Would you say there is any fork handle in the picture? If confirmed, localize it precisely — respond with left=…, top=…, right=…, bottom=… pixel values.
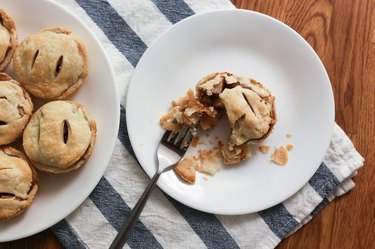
left=109, top=171, right=161, bottom=249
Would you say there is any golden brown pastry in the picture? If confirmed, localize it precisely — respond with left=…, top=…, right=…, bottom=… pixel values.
left=197, top=149, right=221, bottom=175
left=23, top=100, right=96, bottom=173
left=13, top=27, right=88, bottom=99
left=0, top=147, right=39, bottom=220
left=258, top=144, right=270, bottom=154
left=271, top=146, right=289, bottom=165
left=175, top=157, right=197, bottom=184
left=160, top=89, right=216, bottom=132
left=286, top=144, right=294, bottom=151
left=0, top=73, right=33, bottom=145
left=0, top=9, right=17, bottom=71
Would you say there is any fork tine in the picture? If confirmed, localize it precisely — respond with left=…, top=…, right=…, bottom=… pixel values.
left=162, top=130, right=175, bottom=143
left=179, top=127, right=195, bottom=149
left=173, top=125, right=189, bottom=145
left=161, top=125, right=197, bottom=155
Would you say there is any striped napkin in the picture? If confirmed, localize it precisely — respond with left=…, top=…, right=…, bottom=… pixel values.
left=50, top=0, right=364, bottom=248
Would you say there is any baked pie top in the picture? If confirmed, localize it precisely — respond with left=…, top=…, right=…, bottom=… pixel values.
left=13, top=27, right=88, bottom=99
left=0, top=147, right=38, bottom=220
left=196, top=72, right=276, bottom=164
left=0, top=8, right=17, bottom=71
left=0, top=73, right=33, bottom=145
left=219, top=85, right=274, bottom=146
left=23, top=100, right=96, bottom=173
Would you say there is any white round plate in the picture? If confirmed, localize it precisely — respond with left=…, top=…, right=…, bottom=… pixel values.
left=127, top=10, right=334, bottom=215
left=0, top=0, right=119, bottom=242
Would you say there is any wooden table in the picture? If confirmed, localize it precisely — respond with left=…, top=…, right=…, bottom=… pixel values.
left=1, top=0, right=374, bottom=248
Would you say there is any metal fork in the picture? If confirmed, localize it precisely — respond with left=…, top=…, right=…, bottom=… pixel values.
left=109, top=123, right=198, bottom=249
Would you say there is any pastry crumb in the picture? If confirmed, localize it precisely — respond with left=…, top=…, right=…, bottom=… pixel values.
left=203, top=176, right=208, bottom=181
left=174, top=157, right=197, bottom=184
left=271, top=146, right=288, bottom=165
left=258, top=145, right=270, bottom=153
left=286, top=144, right=294, bottom=151
left=286, top=132, right=292, bottom=138
left=198, top=149, right=221, bottom=175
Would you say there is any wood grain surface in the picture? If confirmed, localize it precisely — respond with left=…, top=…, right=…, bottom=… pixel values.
left=1, top=0, right=374, bottom=248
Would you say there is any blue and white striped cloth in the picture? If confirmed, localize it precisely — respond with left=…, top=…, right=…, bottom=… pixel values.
left=50, top=0, right=364, bottom=248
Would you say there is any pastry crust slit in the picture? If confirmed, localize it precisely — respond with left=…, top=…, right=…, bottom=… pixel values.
left=31, top=49, right=39, bottom=69
left=37, top=116, right=41, bottom=144
left=62, top=119, right=69, bottom=144
left=17, top=105, right=26, bottom=116
left=233, top=114, right=245, bottom=138
left=0, top=193, right=15, bottom=198
left=0, top=193, right=28, bottom=201
left=242, top=92, right=256, bottom=117
left=55, top=55, right=63, bottom=77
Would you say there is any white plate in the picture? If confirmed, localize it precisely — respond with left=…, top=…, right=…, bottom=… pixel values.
left=0, top=0, right=119, bottom=242
left=127, top=10, right=334, bottom=215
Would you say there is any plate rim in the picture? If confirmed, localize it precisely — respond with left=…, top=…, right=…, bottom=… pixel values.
left=0, top=0, right=120, bottom=242
left=126, top=9, right=335, bottom=215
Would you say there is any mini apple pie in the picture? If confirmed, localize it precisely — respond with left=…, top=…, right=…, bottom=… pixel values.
left=0, top=8, right=17, bottom=71
left=13, top=27, right=88, bottom=100
left=23, top=100, right=96, bottom=173
left=0, top=147, right=39, bottom=220
left=161, top=72, right=276, bottom=169
left=196, top=72, right=276, bottom=164
left=0, top=73, right=33, bottom=145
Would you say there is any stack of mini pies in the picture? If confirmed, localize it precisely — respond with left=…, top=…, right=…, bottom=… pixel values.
left=0, top=8, right=96, bottom=220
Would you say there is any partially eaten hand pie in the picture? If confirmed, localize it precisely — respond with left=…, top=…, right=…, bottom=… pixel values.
left=161, top=72, right=276, bottom=179
left=13, top=27, right=88, bottom=100
left=0, top=8, right=17, bottom=71
left=196, top=72, right=276, bottom=164
left=0, top=147, right=39, bottom=220
left=0, top=73, right=33, bottom=145
left=23, top=100, right=96, bottom=173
